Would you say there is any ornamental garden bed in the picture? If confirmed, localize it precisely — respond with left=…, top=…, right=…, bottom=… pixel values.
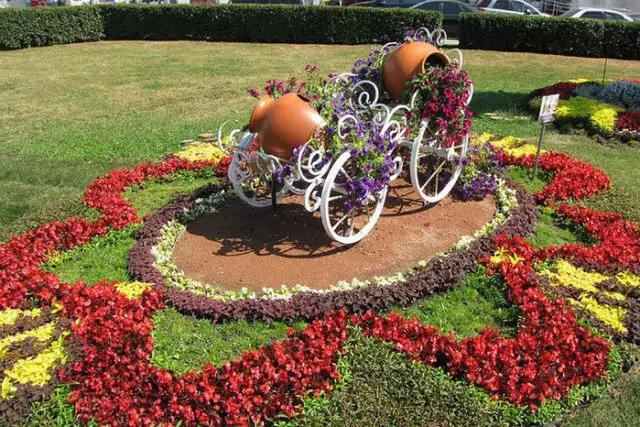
left=1, top=35, right=640, bottom=426
left=1, top=130, right=639, bottom=426
left=526, top=79, right=640, bottom=146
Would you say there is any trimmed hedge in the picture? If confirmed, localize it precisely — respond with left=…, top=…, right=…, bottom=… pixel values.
left=99, top=4, right=441, bottom=44
left=602, top=20, right=640, bottom=60
left=0, top=4, right=441, bottom=50
left=0, top=7, right=103, bottom=50
left=459, top=13, right=640, bottom=60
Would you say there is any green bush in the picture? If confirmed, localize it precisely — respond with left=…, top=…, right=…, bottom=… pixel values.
left=459, top=13, right=640, bottom=60
left=0, top=5, right=440, bottom=49
left=0, top=7, right=103, bottom=50
left=602, top=20, right=640, bottom=60
left=99, top=4, right=441, bottom=44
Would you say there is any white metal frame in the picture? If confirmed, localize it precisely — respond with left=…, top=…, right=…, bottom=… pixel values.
left=218, top=28, right=473, bottom=245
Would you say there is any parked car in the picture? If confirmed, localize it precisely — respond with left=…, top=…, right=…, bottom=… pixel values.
left=559, top=7, right=634, bottom=22
left=0, top=0, right=28, bottom=7
left=410, top=0, right=477, bottom=38
left=349, top=0, right=427, bottom=8
left=630, top=12, right=640, bottom=22
left=475, top=0, right=547, bottom=16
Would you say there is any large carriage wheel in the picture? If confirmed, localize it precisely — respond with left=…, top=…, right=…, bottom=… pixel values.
left=320, top=151, right=387, bottom=245
left=228, top=158, right=289, bottom=208
left=410, top=127, right=468, bottom=204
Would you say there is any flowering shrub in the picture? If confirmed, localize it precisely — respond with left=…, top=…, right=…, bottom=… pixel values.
left=406, top=63, right=473, bottom=148
left=247, top=64, right=323, bottom=103
left=59, top=281, right=348, bottom=426
left=504, top=151, right=611, bottom=203
left=454, top=140, right=506, bottom=201
left=615, top=110, right=640, bottom=135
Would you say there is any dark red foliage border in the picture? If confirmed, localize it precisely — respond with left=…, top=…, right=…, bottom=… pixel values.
left=127, top=181, right=538, bottom=322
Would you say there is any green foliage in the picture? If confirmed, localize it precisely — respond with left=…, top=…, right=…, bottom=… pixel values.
left=21, top=384, right=78, bottom=427
left=459, top=13, right=640, bottom=60
left=526, top=206, right=595, bottom=249
left=125, top=170, right=219, bottom=218
left=1, top=198, right=102, bottom=244
left=560, top=355, right=640, bottom=427
left=505, top=165, right=553, bottom=194
left=572, top=185, right=640, bottom=223
left=42, top=226, right=137, bottom=285
left=616, top=342, right=640, bottom=372
left=0, top=4, right=441, bottom=51
left=100, top=4, right=441, bottom=45
left=151, top=308, right=307, bottom=375
left=0, top=7, right=103, bottom=50
left=394, top=268, right=519, bottom=338
left=279, top=331, right=509, bottom=427
left=602, top=20, right=640, bottom=61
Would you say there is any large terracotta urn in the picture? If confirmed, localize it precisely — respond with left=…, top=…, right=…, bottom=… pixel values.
left=382, top=42, right=450, bottom=101
left=248, top=93, right=325, bottom=160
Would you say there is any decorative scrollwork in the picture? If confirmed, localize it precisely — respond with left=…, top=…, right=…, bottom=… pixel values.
left=445, top=48, right=464, bottom=68
left=294, top=141, right=332, bottom=185
left=380, top=104, right=412, bottom=145
left=304, top=181, right=324, bottom=213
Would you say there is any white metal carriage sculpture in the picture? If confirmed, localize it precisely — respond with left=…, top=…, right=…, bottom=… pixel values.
left=218, top=28, right=473, bottom=245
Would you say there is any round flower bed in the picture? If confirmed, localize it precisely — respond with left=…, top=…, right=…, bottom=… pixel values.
left=0, top=128, right=638, bottom=425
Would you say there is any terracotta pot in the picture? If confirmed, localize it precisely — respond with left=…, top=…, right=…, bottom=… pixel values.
left=248, top=93, right=325, bottom=160
left=382, top=41, right=450, bottom=101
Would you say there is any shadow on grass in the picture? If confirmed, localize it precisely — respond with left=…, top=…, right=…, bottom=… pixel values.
left=469, top=90, right=529, bottom=116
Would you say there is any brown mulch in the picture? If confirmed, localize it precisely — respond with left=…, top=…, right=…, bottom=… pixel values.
left=172, top=178, right=496, bottom=291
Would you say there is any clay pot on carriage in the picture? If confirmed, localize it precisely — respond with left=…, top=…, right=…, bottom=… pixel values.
left=248, top=93, right=325, bottom=160
left=220, top=30, right=472, bottom=245
left=382, top=41, right=450, bottom=101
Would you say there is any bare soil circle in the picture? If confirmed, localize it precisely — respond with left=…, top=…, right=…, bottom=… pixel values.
left=172, top=178, right=496, bottom=291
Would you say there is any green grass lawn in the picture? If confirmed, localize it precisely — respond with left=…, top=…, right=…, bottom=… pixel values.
left=1, top=42, right=639, bottom=240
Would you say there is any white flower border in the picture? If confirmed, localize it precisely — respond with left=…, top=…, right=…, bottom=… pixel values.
left=152, top=179, right=517, bottom=301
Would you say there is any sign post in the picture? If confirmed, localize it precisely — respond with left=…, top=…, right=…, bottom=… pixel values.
left=533, top=94, right=559, bottom=180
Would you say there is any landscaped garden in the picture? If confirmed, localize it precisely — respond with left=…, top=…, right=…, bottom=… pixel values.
left=1, top=9, right=640, bottom=426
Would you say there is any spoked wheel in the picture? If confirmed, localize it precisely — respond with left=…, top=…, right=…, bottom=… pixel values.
left=228, top=157, right=289, bottom=208
left=320, top=151, right=387, bottom=245
left=410, top=127, right=468, bottom=204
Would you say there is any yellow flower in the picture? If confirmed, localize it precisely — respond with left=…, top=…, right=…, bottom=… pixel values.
left=617, top=271, right=640, bottom=288
left=542, top=260, right=636, bottom=331
left=174, top=142, right=225, bottom=162
left=472, top=133, right=495, bottom=145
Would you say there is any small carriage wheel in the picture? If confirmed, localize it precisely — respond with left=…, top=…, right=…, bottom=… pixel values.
left=410, top=128, right=468, bottom=204
left=320, top=151, right=387, bottom=245
left=229, top=158, right=289, bottom=208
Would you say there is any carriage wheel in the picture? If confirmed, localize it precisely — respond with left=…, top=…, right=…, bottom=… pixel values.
left=320, top=151, right=387, bottom=245
left=410, top=128, right=468, bottom=204
left=228, top=159, right=289, bottom=208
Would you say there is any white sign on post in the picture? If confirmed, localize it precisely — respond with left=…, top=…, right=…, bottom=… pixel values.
left=537, top=94, right=560, bottom=124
